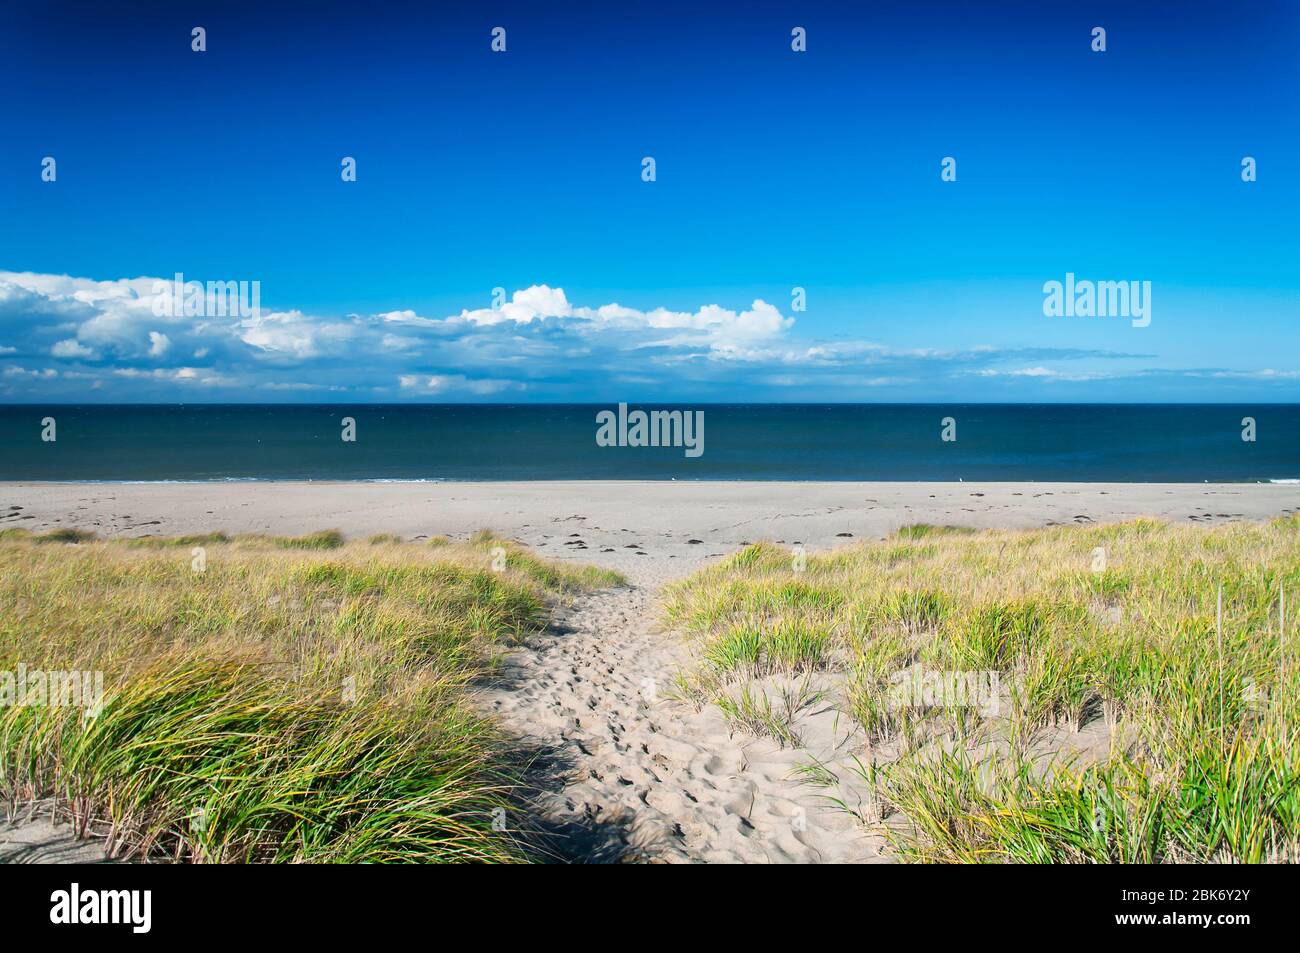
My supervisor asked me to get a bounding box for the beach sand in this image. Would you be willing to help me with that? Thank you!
[0,802,119,864]
[4,480,1296,586]
[3,481,1297,863]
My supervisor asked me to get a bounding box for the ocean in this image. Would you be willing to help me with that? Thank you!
[1,404,1297,483]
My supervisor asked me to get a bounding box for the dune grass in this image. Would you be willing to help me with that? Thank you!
[663,518,1300,863]
[0,529,621,862]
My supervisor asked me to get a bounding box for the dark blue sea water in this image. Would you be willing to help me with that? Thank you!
[1,404,1297,482]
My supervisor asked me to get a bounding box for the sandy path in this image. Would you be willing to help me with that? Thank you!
[478,583,884,863]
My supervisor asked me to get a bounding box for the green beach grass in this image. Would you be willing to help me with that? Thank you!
[0,528,620,862]
[663,518,1300,863]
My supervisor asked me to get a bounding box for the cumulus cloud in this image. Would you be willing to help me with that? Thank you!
[52,338,95,359]
[4,365,58,379]
[0,270,1274,400]
[385,285,797,356]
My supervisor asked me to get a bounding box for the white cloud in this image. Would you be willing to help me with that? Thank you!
[238,310,359,360]
[112,366,231,386]
[380,332,420,351]
[398,373,522,395]
[978,366,1054,377]
[51,338,94,358]
[975,366,1107,382]
[389,285,797,359]
[1210,369,1300,380]
[0,271,1266,400]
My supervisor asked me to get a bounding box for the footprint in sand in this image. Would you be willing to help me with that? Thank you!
[472,582,885,864]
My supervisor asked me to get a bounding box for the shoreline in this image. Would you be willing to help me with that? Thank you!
[5,478,1300,484]
[4,480,1297,586]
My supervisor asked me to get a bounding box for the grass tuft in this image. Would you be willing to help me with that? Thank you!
[895,524,977,540]
[0,530,622,862]
[35,528,98,544]
[664,519,1300,862]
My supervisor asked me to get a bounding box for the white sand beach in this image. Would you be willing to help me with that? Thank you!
[4,480,1296,585]
[3,480,1297,863]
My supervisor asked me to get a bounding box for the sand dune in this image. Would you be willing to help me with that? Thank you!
[3,480,1297,863]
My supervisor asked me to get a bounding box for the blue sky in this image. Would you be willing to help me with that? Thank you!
[1,0,1297,402]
